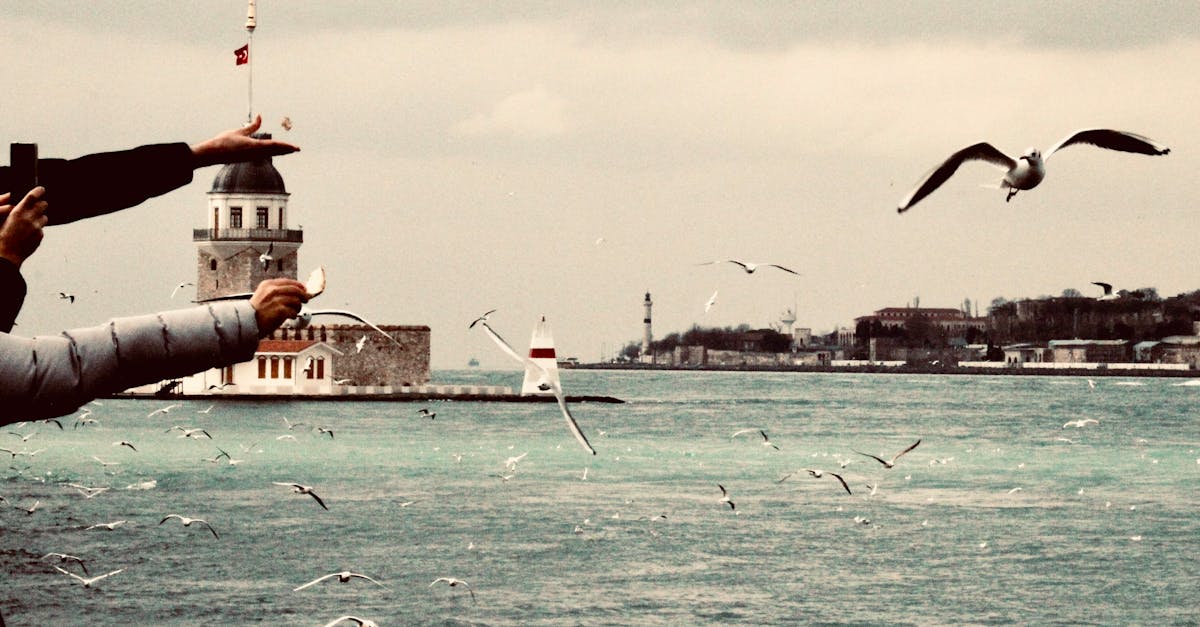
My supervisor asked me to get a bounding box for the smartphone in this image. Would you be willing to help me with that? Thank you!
[8,143,38,206]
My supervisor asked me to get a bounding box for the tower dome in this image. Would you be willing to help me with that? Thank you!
[208,134,287,194]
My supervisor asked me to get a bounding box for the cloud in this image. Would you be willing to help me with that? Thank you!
[451,85,569,138]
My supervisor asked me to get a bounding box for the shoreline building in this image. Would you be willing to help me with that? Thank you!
[131,135,430,396]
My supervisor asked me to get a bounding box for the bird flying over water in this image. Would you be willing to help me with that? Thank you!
[293,571,385,592]
[897,128,1170,212]
[322,617,379,627]
[42,553,89,575]
[472,314,597,455]
[1063,418,1099,428]
[430,577,476,603]
[273,482,329,509]
[699,259,800,276]
[718,484,736,510]
[159,514,220,539]
[54,566,123,588]
[730,428,779,450]
[854,439,921,468]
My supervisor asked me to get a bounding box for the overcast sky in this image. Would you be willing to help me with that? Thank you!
[3,2,1197,370]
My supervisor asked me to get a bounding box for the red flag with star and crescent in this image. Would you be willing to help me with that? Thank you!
[234,44,249,65]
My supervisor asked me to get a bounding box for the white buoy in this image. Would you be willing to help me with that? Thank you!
[521,316,561,396]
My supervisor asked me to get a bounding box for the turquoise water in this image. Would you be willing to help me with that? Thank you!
[2,370,1198,625]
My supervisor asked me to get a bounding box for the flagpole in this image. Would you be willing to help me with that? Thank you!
[245,0,257,123]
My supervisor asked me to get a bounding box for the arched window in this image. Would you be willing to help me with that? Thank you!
[210,259,217,271]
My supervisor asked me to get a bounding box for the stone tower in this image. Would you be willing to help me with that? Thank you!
[193,133,301,301]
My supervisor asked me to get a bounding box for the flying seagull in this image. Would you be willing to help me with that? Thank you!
[273,482,329,510]
[704,290,718,313]
[474,317,596,455]
[417,408,436,420]
[897,128,1170,212]
[159,514,220,539]
[1063,418,1099,428]
[54,566,123,588]
[803,469,852,495]
[42,553,89,575]
[321,617,380,627]
[430,577,477,603]
[293,571,386,592]
[259,242,274,270]
[85,520,127,531]
[718,484,736,510]
[854,439,921,468]
[58,292,76,303]
[468,309,497,329]
[699,259,800,276]
[730,428,779,450]
[170,282,194,299]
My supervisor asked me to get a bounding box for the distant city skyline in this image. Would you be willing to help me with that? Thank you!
[4,2,1196,370]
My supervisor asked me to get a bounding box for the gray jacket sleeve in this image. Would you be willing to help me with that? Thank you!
[0,301,259,423]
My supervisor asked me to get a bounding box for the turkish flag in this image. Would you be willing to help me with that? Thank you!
[234,44,249,66]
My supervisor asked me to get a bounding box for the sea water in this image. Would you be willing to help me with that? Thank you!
[2,370,1198,625]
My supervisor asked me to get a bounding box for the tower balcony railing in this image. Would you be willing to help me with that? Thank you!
[193,228,304,243]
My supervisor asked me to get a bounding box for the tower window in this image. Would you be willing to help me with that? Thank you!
[209,259,217,271]
[277,259,284,272]
[256,207,269,229]
[278,206,285,227]
[230,207,242,229]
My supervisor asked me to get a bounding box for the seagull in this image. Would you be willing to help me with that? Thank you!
[282,416,305,431]
[717,484,736,510]
[58,291,76,303]
[853,439,921,469]
[259,242,274,270]
[75,415,100,429]
[1091,282,1143,301]
[273,482,329,510]
[197,405,215,414]
[160,514,220,539]
[474,316,596,455]
[468,309,497,329]
[166,426,212,440]
[504,452,528,471]
[54,566,123,588]
[321,617,379,627]
[897,128,1170,212]
[704,290,718,313]
[731,428,779,451]
[85,520,127,531]
[782,468,849,492]
[315,426,335,439]
[1063,418,1100,429]
[71,485,110,499]
[355,335,367,353]
[699,259,800,276]
[7,430,36,442]
[298,309,401,348]
[13,499,41,515]
[430,577,476,603]
[42,553,89,575]
[293,571,386,592]
[170,282,194,299]
[417,408,436,420]
[112,440,138,452]
[147,404,181,417]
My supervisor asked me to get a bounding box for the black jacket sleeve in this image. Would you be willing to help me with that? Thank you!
[1,142,196,226]
[0,258,26,334]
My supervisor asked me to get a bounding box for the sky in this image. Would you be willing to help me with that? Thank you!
[2,2,1197,371]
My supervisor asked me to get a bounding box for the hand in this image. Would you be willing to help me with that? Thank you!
[0,187,48,268]
[249,278,310,337]
[189,114,300,168]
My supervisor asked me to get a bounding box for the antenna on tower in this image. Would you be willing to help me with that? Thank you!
[244,0,257,123]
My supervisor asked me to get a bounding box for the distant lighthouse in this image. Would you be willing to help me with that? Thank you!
[641,291,653,363]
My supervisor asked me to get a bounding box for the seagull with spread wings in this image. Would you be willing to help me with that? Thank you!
[699,259,800,276]
[853,439,921,469]
[293,571,386,592]
[897,128,1170,212]
[473,313,596,455]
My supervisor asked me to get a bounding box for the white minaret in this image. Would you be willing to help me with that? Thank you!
[641,291,653,363]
